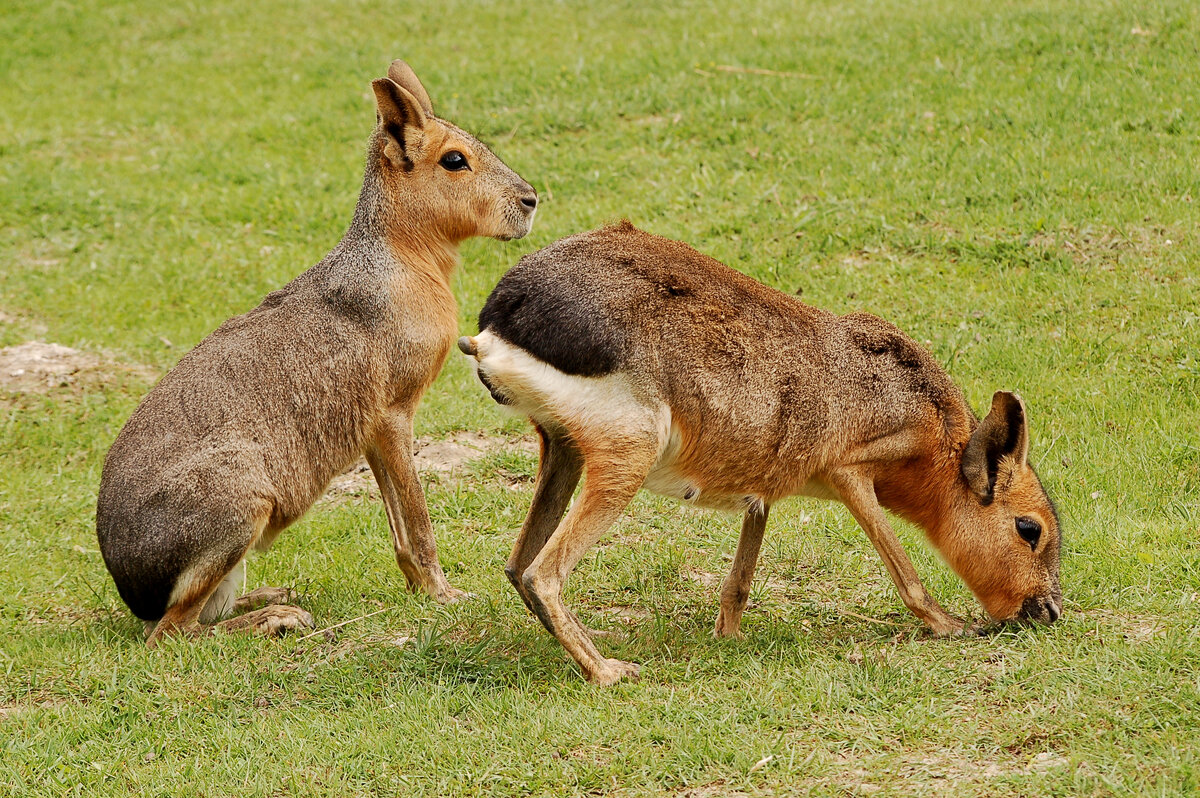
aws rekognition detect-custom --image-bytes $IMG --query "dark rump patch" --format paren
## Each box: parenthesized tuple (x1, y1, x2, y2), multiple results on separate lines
(478, 259, 626, 377)
(116, 580, 171, 621)
(103, 549, 177, 621)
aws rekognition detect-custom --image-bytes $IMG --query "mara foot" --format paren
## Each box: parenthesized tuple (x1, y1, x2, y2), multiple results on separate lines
(926, 615, 967, 638)
(216, 604, 314, 637)
(232, 586, 296, 614)
(712, 607, 745, 640)
(433, 585, 474, 605)
(585, 658, 641, 687)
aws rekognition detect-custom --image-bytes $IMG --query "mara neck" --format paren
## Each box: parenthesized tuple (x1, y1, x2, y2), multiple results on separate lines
(385, 228, 461, 284)
(874, 449, 963, 543)
(872, 408, 977, 546)
(341, 170, 462, 284)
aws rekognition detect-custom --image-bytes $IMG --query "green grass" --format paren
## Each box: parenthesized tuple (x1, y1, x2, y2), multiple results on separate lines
(2, 0, 1198, 794)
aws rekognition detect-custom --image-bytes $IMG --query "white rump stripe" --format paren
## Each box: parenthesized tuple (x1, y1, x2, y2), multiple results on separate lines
(474, 332, 753, 512)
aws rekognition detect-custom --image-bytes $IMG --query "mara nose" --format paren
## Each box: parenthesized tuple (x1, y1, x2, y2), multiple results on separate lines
(519, 193, 538, 212)
(1046, 600, 1061, 623)
(1018, 595, 1061, 625)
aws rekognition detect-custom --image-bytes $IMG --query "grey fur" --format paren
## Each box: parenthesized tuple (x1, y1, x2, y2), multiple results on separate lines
(97, 60, 536, 637)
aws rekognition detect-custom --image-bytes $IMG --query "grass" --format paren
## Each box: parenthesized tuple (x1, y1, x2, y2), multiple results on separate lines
(1, 0, 1198, 794)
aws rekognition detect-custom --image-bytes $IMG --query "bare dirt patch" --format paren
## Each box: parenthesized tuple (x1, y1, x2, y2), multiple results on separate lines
(24, 604, 113, 627)
(595, 604, 653, 625)
(1026, 224, 1181, 266)
(0, 340, 156, 395)
(414, 431, 535, 474)
(1082, 607, 1175, 644)
(838, 246, 898, 270)
(828, 747, 1068, 795)
(625, 113, 683, 127)
(683, 566, 722, 590)
(322, 432, 537, 501)
(0, 342, 105, 393)
(0, 692, 79, 719)
(675, 780, 747, 798)
(563, 743, 619, 767)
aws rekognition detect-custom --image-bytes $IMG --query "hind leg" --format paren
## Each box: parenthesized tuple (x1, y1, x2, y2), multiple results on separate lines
(146, 555, 239, 648)
(227, 518, 314, 613)
(231, 586, 297, 613)
(521, 432, 660, 685)
(211, 603, 313, 636)
(149, 570, 312, 646)
(198, 559, 245, 624)
(504, 427, 617, 639)
(146, 518, 312, 647)
(505, 425, 582, 611)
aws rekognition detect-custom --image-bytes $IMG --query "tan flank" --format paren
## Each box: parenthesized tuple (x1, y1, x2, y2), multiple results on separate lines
(463, 222, 1062, 685)
(97, 60, 538, 646)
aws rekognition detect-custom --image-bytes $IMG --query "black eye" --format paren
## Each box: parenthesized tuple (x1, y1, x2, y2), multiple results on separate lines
(438, 150, 469, 171)
(1016, 517, 1041, 550)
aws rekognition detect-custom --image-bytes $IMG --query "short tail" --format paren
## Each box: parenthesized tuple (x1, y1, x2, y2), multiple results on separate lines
(459, 332, 510, 406)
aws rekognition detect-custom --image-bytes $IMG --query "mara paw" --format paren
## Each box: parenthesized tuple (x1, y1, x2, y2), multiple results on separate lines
(434, 586, 474, 605)
(926, 616, 967, 638)
(218, 604, 314, 637)
(586, 658, 641, 687)
(712, 609, 745, 640)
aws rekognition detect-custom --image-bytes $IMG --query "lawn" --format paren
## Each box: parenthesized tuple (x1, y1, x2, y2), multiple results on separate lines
(1, 0, 1198, 795)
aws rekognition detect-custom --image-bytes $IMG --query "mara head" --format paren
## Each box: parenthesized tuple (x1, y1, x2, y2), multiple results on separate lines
(944, 391, 1063, 625)
(367, 60, 537, 244)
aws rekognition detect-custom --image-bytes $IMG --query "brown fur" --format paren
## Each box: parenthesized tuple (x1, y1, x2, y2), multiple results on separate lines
(467, 223, 1062, 684)
(97, 60, 537, 646)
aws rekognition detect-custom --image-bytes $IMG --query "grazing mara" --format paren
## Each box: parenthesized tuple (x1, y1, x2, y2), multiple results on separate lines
(98, 60, 537, 646)
(460, 221, 1062, 685)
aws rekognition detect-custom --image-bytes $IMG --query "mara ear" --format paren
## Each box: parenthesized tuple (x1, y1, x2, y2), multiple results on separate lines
(961, 391, 1030, 503)
(386, 59, 434, 116)
(371, 76, 429, 167)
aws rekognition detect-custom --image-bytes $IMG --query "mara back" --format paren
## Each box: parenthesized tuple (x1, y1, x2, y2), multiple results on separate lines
(479, 221, 972, 510)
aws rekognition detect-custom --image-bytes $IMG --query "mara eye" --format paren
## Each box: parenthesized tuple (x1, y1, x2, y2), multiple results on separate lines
(1015, 517, 1042, 550)
(438, 150, 469, 171)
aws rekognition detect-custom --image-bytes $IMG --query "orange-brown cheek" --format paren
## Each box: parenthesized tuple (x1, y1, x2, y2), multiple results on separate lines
(954, 558, 1024, 620)
(470, 195, 490, 222)
(980, 592, 1024, 621)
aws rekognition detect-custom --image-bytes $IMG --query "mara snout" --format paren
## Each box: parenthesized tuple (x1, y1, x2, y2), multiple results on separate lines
(97, 59, 535, 647)
(465, 221, 1062, 685)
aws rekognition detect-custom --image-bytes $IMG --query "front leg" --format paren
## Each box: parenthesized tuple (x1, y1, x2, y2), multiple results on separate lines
(369, 411, 466, 604)
(365, 447, 427, 592)
(826, 469, 964, 637)
(713, 505, 769, 639)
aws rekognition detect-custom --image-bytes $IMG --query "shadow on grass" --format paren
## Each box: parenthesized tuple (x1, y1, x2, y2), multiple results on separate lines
(291, 599, 1011, 691)
(15, 587, 1069, 705)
